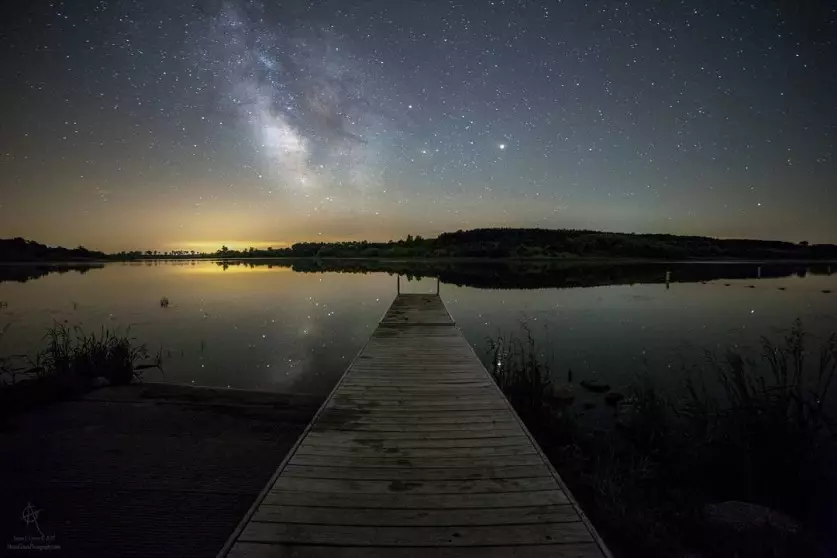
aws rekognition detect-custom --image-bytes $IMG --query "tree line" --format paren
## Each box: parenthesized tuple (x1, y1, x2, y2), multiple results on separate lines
(2, 228, 836, 262)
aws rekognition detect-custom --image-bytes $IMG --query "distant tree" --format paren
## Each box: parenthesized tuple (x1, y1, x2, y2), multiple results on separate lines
(145, 250, 153, 256)
(220, 245, 229, 253)
(800, 241, 809, 247)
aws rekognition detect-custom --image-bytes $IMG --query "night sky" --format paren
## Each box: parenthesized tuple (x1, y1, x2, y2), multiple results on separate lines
(1, 0, 835, 251)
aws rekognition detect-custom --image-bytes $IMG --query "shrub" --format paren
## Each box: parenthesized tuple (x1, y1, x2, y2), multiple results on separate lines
(40, 323, 162, 386)
(1, 323, 162, 416)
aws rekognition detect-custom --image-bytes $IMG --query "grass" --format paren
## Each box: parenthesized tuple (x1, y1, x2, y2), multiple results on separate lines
(681, 323, 836, 521)
(486, 319, 837, 558)
(486, 322, 553, 420)
(0, 322, 162, 417)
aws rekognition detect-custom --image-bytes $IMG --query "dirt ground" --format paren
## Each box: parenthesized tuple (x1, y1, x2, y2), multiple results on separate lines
(0, 383, 321, 557)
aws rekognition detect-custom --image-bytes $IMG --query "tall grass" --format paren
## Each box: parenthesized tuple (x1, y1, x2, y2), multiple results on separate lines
(680, 320, 837, 522)
(486, 322, 552, 419)
(486, 320, 837, 557)
(38, 322, 163, 386)
(1, 322, 162, 416)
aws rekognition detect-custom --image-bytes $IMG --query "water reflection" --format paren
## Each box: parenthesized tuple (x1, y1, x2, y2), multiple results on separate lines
(0, 260, 834, 397)
(0, 263, 104, 284)
(214, 258, 835, 289)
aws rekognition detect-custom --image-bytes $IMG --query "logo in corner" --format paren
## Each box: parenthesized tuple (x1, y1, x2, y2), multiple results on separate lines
(21, 502, 45, 537)
(7, 501, 60, 552)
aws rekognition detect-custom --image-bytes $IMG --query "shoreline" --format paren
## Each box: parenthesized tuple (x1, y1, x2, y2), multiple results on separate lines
(2, 256, 837, 266)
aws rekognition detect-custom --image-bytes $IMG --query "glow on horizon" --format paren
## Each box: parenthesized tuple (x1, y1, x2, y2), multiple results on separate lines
(165, 240, 292, 252)
(175, 264, 293, 274)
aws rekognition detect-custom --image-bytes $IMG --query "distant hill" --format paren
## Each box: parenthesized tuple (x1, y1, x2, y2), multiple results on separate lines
(0, 238, 107, 262)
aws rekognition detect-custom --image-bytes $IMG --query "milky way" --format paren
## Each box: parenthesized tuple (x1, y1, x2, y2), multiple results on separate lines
(0, 0, 835, 250)
(203, 3, 394, 195)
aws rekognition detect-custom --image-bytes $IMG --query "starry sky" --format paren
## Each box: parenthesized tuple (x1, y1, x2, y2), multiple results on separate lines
(1, 0, 835, 251)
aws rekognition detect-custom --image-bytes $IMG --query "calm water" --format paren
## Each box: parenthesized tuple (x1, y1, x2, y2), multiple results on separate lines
(1, 260, 835, 398)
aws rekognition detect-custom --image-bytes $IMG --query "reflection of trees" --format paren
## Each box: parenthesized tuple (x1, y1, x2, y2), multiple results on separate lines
(217, 259, 830, 290)
(0, 264, 105, 284)
(4, 259, 830, 290)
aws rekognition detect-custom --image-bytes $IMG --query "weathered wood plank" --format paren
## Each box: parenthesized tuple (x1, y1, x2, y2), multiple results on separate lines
(330, 399, 506, 408)
(280, 464, 552, 481)
(306, 428, 524, 440)
(240, 521, 593, 546)
(316, 413, 517, 425)
(337, 386, 497, 393)
(227, 542, 604, 558)
(293, 445, 535, 459)
(334, 393, 502, 401)
(261, 489, 570, 509)
(327, 404, 509, 413)
(252, 504, 578, 527)
(287, 454, 547, 468)
(341, 378, 491, 385)
(301, 434, 528, 448)
(269, 476, 558, 495)
(343, 372, 488, 378)
(312, 422, 520, 433)
(340, 382, 493, 389)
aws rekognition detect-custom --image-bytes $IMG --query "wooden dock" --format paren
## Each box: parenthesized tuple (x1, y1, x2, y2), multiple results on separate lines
(219, 294, 610, 557)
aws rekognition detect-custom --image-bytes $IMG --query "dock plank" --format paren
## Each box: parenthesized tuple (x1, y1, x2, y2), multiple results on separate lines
(252, 504, 579, 526)
(292, 445, 536, 458)
(262, 489, 570, 508)
(280, 465, 552, 481)
(268, 476, 559, 494)
(299, 436, 531, 449)
(287, 454, 547, 469)
(239, 521, 594, 546)
(228, 542, 604, 558)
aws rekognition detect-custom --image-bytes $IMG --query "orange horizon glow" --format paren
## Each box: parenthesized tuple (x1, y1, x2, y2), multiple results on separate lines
(174, 263, 293, 274)
(165, 240, 292, 251)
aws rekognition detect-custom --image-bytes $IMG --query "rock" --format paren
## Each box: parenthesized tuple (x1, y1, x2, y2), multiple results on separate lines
(580, 379, 611, 393)
(615, 403, 637, 428)
(703, 501, 800, 535)
(604, 391, 625, 406)
(91, 376, 111, 389)
(547, 384, 574, 404)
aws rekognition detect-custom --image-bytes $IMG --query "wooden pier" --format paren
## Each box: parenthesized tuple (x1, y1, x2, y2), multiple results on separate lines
(219, 293, 610, 557)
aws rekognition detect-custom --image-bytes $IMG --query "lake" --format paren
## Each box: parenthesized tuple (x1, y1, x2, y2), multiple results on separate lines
(1, 260, 835, 401)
